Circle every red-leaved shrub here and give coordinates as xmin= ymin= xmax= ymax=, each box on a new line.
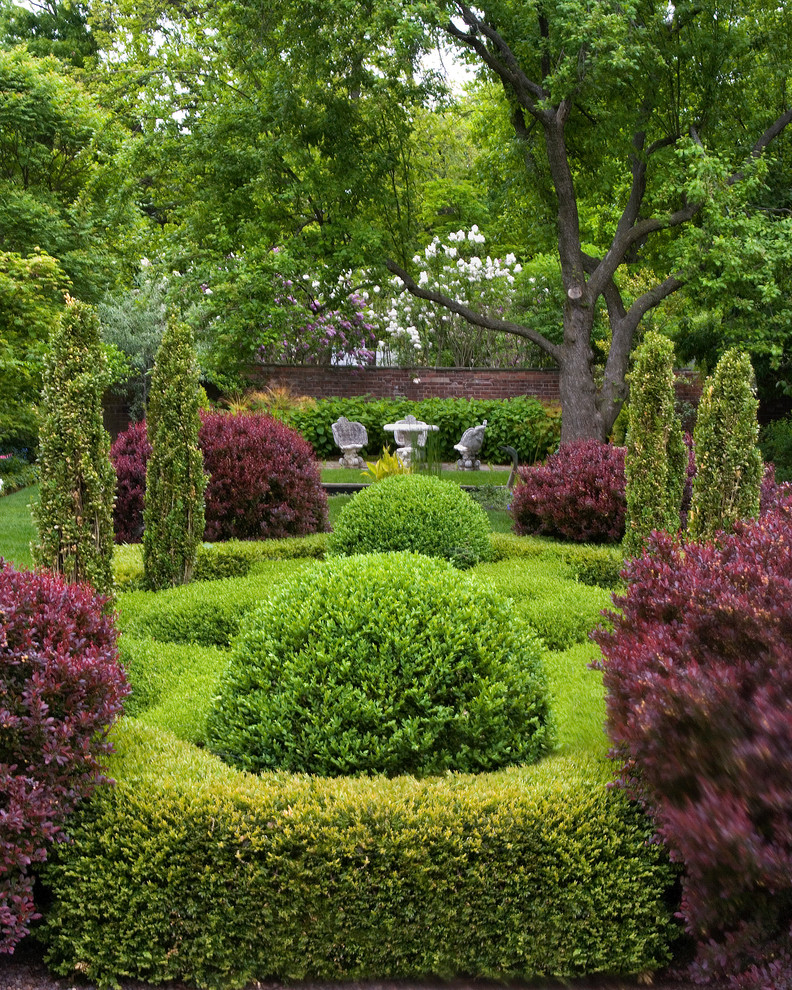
xmin=112 ymin=412 xmax=328 ymax=542
xmin=594 ymin=500 xmax=792 ymax=986
xmin=0 ymin=562 xmax=128 ymax=953
xmin=511 ymin=439 xmax=626 ymax=543
xmin=110 ymin=421 xmax=150 ymax=542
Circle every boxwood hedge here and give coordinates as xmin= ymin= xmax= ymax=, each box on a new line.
xmin=39 ymin=720 xmax=677 ymax=990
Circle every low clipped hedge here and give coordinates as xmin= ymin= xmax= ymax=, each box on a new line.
xmin=285 ymin=395 xmax=561 ymax=464
xmin=39 ymin=720 xmax=677 ymax=990
xmin=118 ymin=560 xmax=313 ymax=647
xmin=119 ymin=636 xmax=228 ymax=745
xmin=490 ymin=533 xmax=625 ymax=588
xmin=113 ymin=535 xmax=329 ymax=589
xmin=328 ymin=474 xmax=493 ymax=567
xmin=476 ymin=559 xmax=613 ymax=651
xmin=207 ymin=553 xmax=552 ymax=777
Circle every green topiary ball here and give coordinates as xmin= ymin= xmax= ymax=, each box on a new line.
xmin=327 ymin=474 xmax=493 ymax=567
xmin=206 ymin=552 xmax=553 ymax=777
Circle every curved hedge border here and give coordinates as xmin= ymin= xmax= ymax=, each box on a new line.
xmin=40 ymin=720 xmax=677 ymax=989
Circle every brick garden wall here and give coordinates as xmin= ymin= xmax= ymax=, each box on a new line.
xmin=248 ymin=365 xmax=563 ymax=402
xmin=103 ymin=366 xmax=701 ymax=439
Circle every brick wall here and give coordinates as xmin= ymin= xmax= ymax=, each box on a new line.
xmin=249 ymin=364 xmax=702 ymax=405
xmin=248 ymin=365 xmax=563 ymax=402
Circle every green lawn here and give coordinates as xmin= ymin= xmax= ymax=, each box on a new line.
xmin=0 ymin=485 xmax=36 ymax=568
xmin=322 ymin=466 xmax=511 ymax=485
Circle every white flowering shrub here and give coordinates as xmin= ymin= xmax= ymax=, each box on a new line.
xmin=371 ymin=228 xmax=553 ymax=368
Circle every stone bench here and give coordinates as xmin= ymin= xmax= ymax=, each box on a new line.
xmin=331 ymin=417 xmax=368 ymax=469
xmin=454 ymin=420 xmax=487 ymax=470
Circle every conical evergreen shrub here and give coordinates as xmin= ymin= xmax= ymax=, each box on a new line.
xmin=142 ymin=315 xmax=206 ymax=589
xmin=32 ymin=295 xmax=116 ymax=597
xmin=623 ymin=332 xmax=686 ymax=557
xmin=688 ymin=349 xmax=762 ymax=541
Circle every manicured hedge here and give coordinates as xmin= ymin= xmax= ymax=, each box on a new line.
xmin=39 ymin=720 xmax=676 ymax=989
xmin=285 ymin=395 xmax=561 ymax=464
xmin=118 ymin=561 xmax=313 ymax=647
xmin=489 ymin=533 xmax=624 ymax=587
xmin=476 ymin=559 xmax=613 ymax=650
xmin=113 ymin=536 xmax=330 ymax=589
xmin=328 ymin=474 xmax=493 ymax=567
xmin=119 ymin=636 xmax=228 ymax=745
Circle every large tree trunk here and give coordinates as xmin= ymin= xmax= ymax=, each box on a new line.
xmin=557 ymin=303 xmax=608 ymax=444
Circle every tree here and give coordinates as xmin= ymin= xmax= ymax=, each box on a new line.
xmin=688 ymin=349 xmax=763 ymax=541
xmin=32 ymin=295 xmax=116 ymax=597
xmin=0 ymin=248 xmax=68 ymax=451
xmin=78 ymin=1 xmax=792 ymax=440
xmin=379 ymin=0 xmax=792 ymax=441
xmin=142 ymin=315 xmax=206 ymax=590
xmin=0 ymin=0 xmax=98 ymax=68
xmin=623 ymin=332 xmax=686 ymax=556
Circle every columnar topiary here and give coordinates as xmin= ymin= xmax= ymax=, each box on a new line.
xmin=327 ymin=473 xmax=492 ymax=567
xmin=143 ymin=316 xmax=206 ymax=590
xmin=0 ymin=560 xmax=128 ymax=953
xmin=623 ymin=332 xmax=686 ymax=556
xmin=207 ymin=552 xmax=552 ymax=777
xmin=32 ymin=295 xmax=116 ymax=597
xmin=688 ymin=349 xmax=763 ymax=541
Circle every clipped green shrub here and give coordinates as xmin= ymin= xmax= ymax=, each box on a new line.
xmin=328 ymin=474 xmax=492 ymax=567
xmin=624 ymin=332 xmax=686 ymax=556
xmin=39 ymin=720 xmax=676 ymax=990
xmin=119 ymin=636 xmax=228 ymax=744
xmin=117 ymin=561 xmax=312 ymax=646
xmin=285 ymin=395 xmax=561 ymax=465
xmin=489 ymin=534 xmax=624 ymax=588
xmin=207 ymin=552 xmax=552 ymax=776
xmin=32 ymin=296 xmax=116 ymax=596
xmin=688 ymin=349 xmax=763 ymax=541
xmin=143 ymin=315 xmax=206 ymax=589
xmin=476 ymin=559 xmax=613 ymax=650
xmin=543 ymin=642 xmax=608 ymax=757
xmin=114 ymin=535 xmax=330 ymax=589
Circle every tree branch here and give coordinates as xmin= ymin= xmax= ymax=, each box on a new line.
xmin=444 ymin=3 xmax=548 ymax=117
xmin=384 ymin=259 xmax=564 ymax=364
xmin=729 ymin=108 xmax=792 ymax=185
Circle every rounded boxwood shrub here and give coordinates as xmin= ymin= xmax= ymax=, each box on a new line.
xmin=111 ymin=412 xmax=328 ymax=543
xmin=0 ymin=560 xmax=128 ymax=952
xmin=327 ymin=474 xmax=492 ymax=567
xmin=206 ymin=552 xmax=553 ymax=777
xmin=511 ymin=440 xmax=626 ymax=543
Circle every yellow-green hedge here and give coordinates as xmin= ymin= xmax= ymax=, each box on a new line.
xmin=40 ymin=721 xmax=677 ymax=989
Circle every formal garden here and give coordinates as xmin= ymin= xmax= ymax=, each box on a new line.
xmin=3 ymin=2 xmax=792 ymax=988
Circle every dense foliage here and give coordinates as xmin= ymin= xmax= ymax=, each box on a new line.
xmin=32 ymin=297 xmax=116 ymax=597
xmin=143 ymin=317 xmax=206 ymax=589
xmin=760 ymin=414 xmax=792 ymax=484
xmin=624 ymin=333 xmax=686 ymax=556
xmin=688 ymin=349 xmax=763 ymax=541
xmin=595 ymin=499 xmax=792 ymax=986
xmin=207 ymin=552 xmax=551 ymax=776
xmin=328 ymin=474 xmax=492 ymax=567
xmin=40 ymin=722 xmax=676 ymax=988
xmin=0 ymin=561 xmax=127 ymax=953
xmin=511 ymin=440 xmax=626 ymax=543
xmin=111 ymin=412 xmax=328 ymax=542
xmin=285 ymin=394 xmax=561 ymax=465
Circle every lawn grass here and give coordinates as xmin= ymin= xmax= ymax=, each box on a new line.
xmin=322 ymin=466 xmax=511 ymax=485
xmin=0 ymin=485 xmax=37 ymax=568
